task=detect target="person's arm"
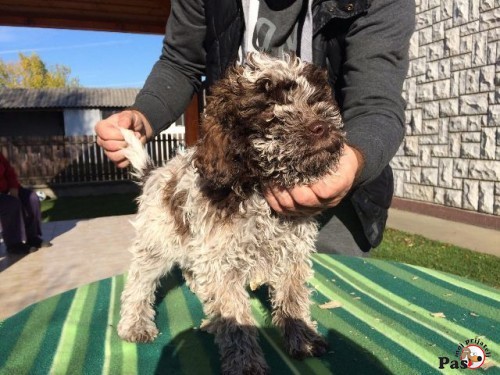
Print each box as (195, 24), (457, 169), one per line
(95, 0), (207, 166)
(341, 0), (416, 184)
(0, 153), (21, 196)
(132, 0), (207, 135)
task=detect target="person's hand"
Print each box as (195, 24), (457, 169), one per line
(264, 145), (364, 216)
(8, 188), (19, 198)
(95, 110), (153, 168)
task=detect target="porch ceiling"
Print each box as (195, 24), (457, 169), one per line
(0, 0), (170, 34)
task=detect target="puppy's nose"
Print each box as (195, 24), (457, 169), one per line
(308, 121), (327, 136)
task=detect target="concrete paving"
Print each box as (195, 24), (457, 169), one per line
(0, 215), (134, 320)
(387, 208), (500, 257)
(0, 210), (498, 320)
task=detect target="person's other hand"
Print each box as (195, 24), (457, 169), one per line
(8, 187), (19, 198)
(264, 145), (364, 216)
(95, 110), (153, 168)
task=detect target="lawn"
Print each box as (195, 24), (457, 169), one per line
(41, 194), (500, 288)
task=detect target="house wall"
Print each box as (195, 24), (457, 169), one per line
(392, 0), (500, 216)
(63, 109), (102, 136)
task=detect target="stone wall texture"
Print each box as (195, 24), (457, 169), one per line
(392, 0), (500, 215)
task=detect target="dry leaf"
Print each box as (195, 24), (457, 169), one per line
(319, 301), (343, 309)
(470, 312), (479, 317)
(431, 312), (446, 318)
(412, 276), (419, 280)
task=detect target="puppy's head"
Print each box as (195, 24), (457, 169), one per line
(194, 53), (344, 192)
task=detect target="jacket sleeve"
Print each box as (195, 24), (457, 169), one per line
(341, 0), (415, 184)
(132, 0), (207, 135)
(0, 153), (21, 190)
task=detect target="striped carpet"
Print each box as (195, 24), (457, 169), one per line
(1, 254), (499, 374)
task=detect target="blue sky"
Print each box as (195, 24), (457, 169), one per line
(0, 26), (164, 88)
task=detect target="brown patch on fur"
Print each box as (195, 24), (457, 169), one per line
(163, 173), (190, 241)
(300, 64), (335, 104)
(199, 185), (244, 217)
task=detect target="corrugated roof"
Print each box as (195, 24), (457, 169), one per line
(0, 88), (141, 109)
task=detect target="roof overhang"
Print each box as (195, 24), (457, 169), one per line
(0, 0), (170, 34)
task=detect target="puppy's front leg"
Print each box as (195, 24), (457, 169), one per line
(270, 260), (328, 359)
(196, 271), (269, 375)
(118, 245), (173, 343)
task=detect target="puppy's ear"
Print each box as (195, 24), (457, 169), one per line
(193, 114), (243, 189)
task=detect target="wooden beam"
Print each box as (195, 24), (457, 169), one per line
(0, 14), (165, 34)
(0, 1), (170, 35)
(184, 94), (200, 147)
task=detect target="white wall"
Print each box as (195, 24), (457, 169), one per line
(392, 0), (499, 216)
(63, 109), (102, 136)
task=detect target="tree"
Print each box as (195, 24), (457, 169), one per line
(0, 53), (80, 88)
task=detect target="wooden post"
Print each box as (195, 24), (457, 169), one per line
(184, 93), (200, 147)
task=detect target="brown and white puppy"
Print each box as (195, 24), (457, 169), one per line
(118, 53), (344, 374)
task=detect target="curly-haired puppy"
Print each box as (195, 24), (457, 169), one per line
(118, 53), (344, 374)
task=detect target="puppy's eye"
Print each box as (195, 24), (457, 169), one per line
(282, 80), (298, 91)
(256, 78), (273, 92)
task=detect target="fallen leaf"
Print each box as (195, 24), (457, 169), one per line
(319, 301), (343, 309)
(412, 276), (419, 280)
(431, 312), (446, 318)
(470, 312), (479, 317)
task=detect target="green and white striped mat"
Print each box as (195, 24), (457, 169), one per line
(1, 255), (499, 374)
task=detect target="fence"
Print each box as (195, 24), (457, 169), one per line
(0, 133), (185, 186)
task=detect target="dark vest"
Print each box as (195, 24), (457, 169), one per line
(204, 0), (370, 102)
(203, 0), (392, 248)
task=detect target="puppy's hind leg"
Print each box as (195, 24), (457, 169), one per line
(118, 243), (173, 343)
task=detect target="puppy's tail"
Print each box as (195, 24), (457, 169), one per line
(119, 127), (154, 183)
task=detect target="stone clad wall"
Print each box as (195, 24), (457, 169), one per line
(392, 0), (500, 215)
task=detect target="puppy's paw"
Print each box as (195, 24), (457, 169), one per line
(283, 319), (329, 359)
(287, 333), (329, 359)
(222, 360), (269, 375)
(117, 320), (159, 343)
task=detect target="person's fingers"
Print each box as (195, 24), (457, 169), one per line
(95, 111), (142, 168)
(95, 122), (124, 142)
(117, 111), (136, 130)
(104, 149), (129, 167)
(95, 111), (136, 141)
(288, 185), (322, 207)
(263, 189), (282, 213)
(266, 187), (324, 216)
(270, 187), (297, 211)
(96, 138), (128, 152)
(116, 158), (131, 168)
